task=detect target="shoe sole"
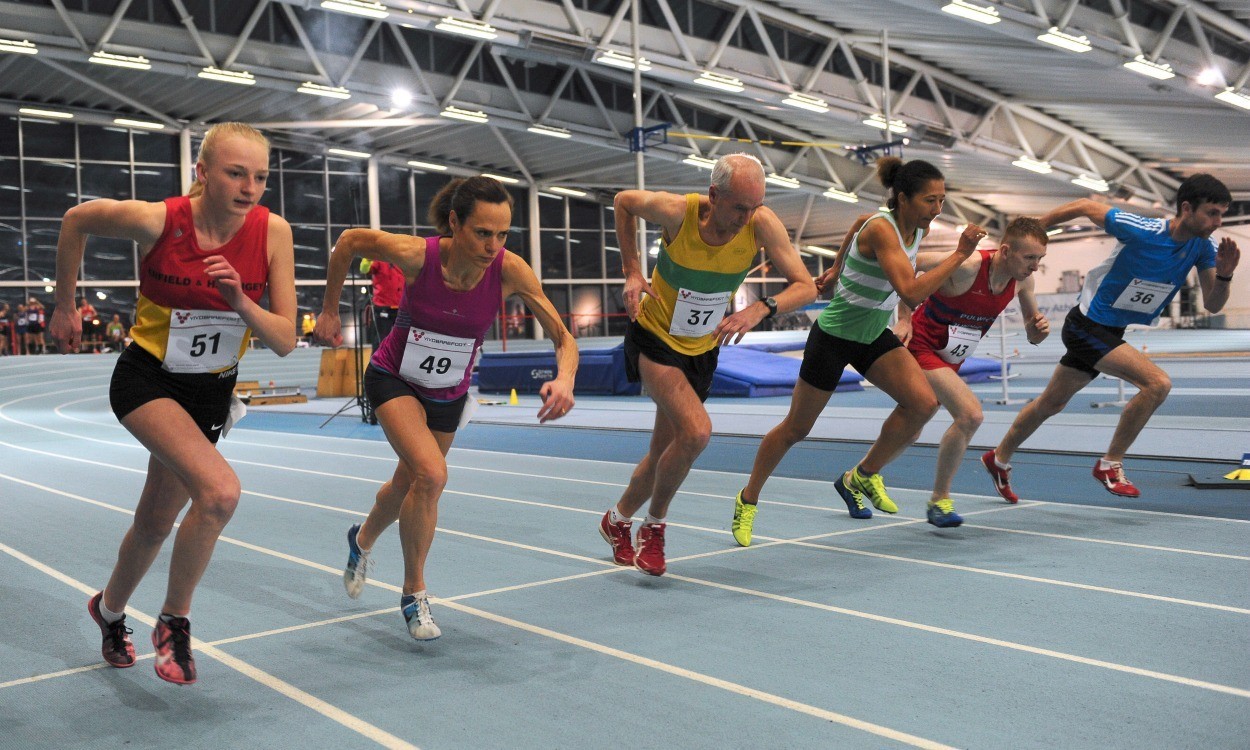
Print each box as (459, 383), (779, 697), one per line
(834, 477), (872, 519)
(1098, 482), (1141, 498)
(928, 517), (964, 528)
(598, 525), (635, 566)
(634, 560), (665, 576)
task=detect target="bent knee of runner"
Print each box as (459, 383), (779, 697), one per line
(407, 465), (448, 500)
(192, 481), (241, 526)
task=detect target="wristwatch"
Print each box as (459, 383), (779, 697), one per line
(761, 296), (778, 319)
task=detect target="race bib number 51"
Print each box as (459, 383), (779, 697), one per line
(163, 309), (247, 373)
(669, 289), (731, 337)
(399, 328), (475, 389)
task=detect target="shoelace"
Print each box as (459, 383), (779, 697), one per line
(405, 597), (435, 625)
(932, 499), (955, 514)
(1110, 464), (1133, 485)
(163, 620), (193, 665)
(353, 552), (373, 580)
(106, 619), (133, 651)
(864, 473), (889, 501)
(736, 503), (757, 522)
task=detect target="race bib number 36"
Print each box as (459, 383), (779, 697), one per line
(399, 328), (475, 389)
(163, 309), (247, 373)
(1112, 278), (1175, 315)
(669, 289), (731, 337)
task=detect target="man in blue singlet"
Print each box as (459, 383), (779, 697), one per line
(982, 173), (1240, 501)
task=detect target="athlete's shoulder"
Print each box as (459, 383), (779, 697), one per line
(1105, 208), (1167, 237)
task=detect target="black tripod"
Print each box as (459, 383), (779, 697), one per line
(320, 179), (374, 427)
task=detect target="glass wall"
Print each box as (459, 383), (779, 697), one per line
(0, 114), (826, 353)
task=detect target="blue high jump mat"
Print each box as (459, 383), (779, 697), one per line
(739, 336), (1004, 384)
(477, 343), (864, 398)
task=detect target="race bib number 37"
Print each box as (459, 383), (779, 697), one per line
(669, 288), (731, 337)
(163, 309), (247, 373)
(399, 328), (475, 389)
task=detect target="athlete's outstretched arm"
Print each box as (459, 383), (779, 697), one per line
(503, 251), (577, 423)
(205, 214), (297, 356)
(317, 229), (427, 346)
(51, 199), (166, 353)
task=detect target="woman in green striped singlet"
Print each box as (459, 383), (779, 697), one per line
(731, 157), (985, 544)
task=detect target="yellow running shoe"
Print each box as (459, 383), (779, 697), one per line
(849, 467), (898, 514)
(731, 489), (758, 547)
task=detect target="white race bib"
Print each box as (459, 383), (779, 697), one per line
(163, 309), (247, 373)
(669, 289), (731, 337)
(398, 327), (475, 389)
(937, 324), (982, 364)
(1112, 279), (1174, 314)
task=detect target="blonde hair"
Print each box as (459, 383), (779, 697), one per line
(187, 122), (271, 198)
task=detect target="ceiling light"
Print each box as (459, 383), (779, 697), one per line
(328, 147), (371, 159)
(1071, 174), (1109, 192)
(527, 124), (572, 139)
(319, 0), (389, 19)
(198, 66), (255, 85)
(89, 51), (151, 70)
(96, 291), (107, 300)
(1123, 55), (1174, 81)
(823, 188), (859, 203)
(682, 154), (717, 170)
(803, 245), (837, 258)
(1214, 88), (1250, 111)
(941, 0), (1001, 25)
(1012, 155), (1052, 174)
(548, 186), (588, 197)
(765, 174), (800, 189)
(694, 71), (745, 93)
(391, 89), (412, 108)
(440, 106), (488, 123)
(481, 173), (519, 184)
(297, 82), (351, 99)
(435, 16), (498, 40)
(594, 50), (651, 72)
(1196, 67), (1222, 86)
(19, 107), (73, 119)
(782, 92), (830, 113)
(1045, 228), (1063, 237)
(1037, 27), (1091, 53)
(114, 118), (164, 130)
(407, 160), (448, 171)
(863, 114), (908, 133)
(0, 39), (38, 55)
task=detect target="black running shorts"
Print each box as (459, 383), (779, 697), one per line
(109, 343), (237, 444)
(623, 319), (719, 402)
(798, 324), (903, 392)
(1059, 306), (1126, 376)
(363, 363), (467, 433)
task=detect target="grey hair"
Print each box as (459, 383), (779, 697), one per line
(710, 153), (765, 192)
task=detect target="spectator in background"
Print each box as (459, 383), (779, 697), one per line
(15, 304), (27, 354)
(301, 311), (317, 345)
(27, 298), (48, 354)
(106, 313), (126, 351)
(0, 302), (9, 356)
(360, 257), (405, 347)
(78, 296), (100, 352)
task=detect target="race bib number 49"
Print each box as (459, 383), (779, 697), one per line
(399, 328), (475, 389)
(1112, 278), (1175, 315)
(669, 289), (731, 337)
(163, 309), (247, 373)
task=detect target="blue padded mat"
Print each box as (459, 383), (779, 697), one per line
(711, 345), (863, 397)
(478, 346), (639, 395)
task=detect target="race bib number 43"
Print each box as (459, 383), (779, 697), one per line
(937, 324), (983, 364)
(399, 328), (475, 389)
(669, 289), (731, 337)
(163, 309), (247, 373)
(1112, 278), (1175, 315)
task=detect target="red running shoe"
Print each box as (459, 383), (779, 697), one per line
(152, 616), (197, 685)
(980, 450), (1019, 504)
(599, 511), (635, 566)
(1093, 460), (1141, 498)
(87, 592), (135, 668)
(634, 523), (666, 577)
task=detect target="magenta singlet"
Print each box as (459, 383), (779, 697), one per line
(371, 236), (504, 400)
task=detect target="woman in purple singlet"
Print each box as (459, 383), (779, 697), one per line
(315, 176), (577, 641)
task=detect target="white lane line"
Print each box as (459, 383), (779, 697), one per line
(664, 572), (1250, 700)
(3, 432), (1247, 616)
(0, 478), (956, 750)
(963, 524), (1250, 561)
(0, 540), (419, 750)
(6, 472), (1250, 704)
